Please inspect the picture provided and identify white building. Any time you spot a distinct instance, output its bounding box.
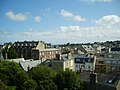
[51,53,74,71]
[74,56,96,72]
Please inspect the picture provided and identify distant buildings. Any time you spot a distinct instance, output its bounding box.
[96,47,120,73]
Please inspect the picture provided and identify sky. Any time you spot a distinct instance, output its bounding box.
[0,0,120,44]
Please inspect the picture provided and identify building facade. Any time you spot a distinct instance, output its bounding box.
[74,56,96,72]
[11,41,45,59]
[32,48,61,61]
[96,47,120,73]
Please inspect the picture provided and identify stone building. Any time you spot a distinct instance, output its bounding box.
[11,41,45,59]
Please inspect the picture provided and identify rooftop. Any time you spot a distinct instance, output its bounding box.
[79,71,120,87]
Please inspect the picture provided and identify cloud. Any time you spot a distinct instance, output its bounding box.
[59,9,86,22]
[73,15,86,22]
[80,0,112,3]
[60,9,73,17]
[95,15,120,27]
[6,11,28,22]
[34,16,41,23]
[60,25,80,32]
[1,25,120,44]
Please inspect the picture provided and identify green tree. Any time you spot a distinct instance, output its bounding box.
[100,66,108,74]
[28,65,56,90]
[15,71,29,90]
[0,80,6,90]
[0,61,28,89]
[55,69,84,90]
[29,65,55,84]
[23,80,37,90]
[2,47,18,59]
[37,79,57,90]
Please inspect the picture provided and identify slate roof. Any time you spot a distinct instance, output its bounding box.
[82,45,95,52]
[111,48,120,52]
[79,71,120,87]
[74,57,94,63]
[20,60,41,71]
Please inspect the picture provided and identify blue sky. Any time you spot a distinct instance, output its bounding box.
[0,0,120,44]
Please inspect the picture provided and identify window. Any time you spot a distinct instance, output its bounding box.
[112,61,117,64]
[100,54,104,58]
[25,43,27,46]
[21,43,23,46]
[88,59,91,63]
[30,44,32,46]
[105,61,110,64]
[40,53,41,55]
[109,55,112,58]
[76,64,78,67]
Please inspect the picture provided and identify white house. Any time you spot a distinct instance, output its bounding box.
[74,55,96,72]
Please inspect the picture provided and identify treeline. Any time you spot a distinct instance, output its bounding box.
[0,61,84,90]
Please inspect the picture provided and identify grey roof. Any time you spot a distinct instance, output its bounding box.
[61,54,73,61]
[7,58,24,63]
[82,45,95,52]
[79,71,120,87]
[20,60,41,71]
[74,56,94,63]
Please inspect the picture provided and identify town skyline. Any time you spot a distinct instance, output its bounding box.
[0,0,120,44]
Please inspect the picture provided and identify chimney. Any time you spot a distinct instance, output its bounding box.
[67,53,72,59]
[90,73,97,83]
[56,54,61,60]
[27,65,30,72]
[79,66,83,73]
[89,73,97,90]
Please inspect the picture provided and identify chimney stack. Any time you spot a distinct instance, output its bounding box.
[89,73,97,90]
[56,54,61,60]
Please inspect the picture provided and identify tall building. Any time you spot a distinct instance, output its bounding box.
[11,41,45,59]
[32,48,61,60]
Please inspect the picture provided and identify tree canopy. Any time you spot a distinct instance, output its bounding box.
[2,47,18,59]
[0,61,84,90]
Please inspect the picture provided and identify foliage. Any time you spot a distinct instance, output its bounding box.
[100,66,108,74]
[6,86,16,90]
[62,49,72,54]
[37,79,57,90]
[29,65,57,90]
[0,61,84,90]
[2,47,18,59]
[28,65,55,84]
[0,61,29,89]
[55,68,84,90]
[15,71,29,90]
[23,80,37,90]
[0,81,6,90]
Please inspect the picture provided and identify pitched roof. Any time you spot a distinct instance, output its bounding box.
[20,60,41,71]
[79,71,120,87]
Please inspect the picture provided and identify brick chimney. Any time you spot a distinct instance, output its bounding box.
[89,73,97,90]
